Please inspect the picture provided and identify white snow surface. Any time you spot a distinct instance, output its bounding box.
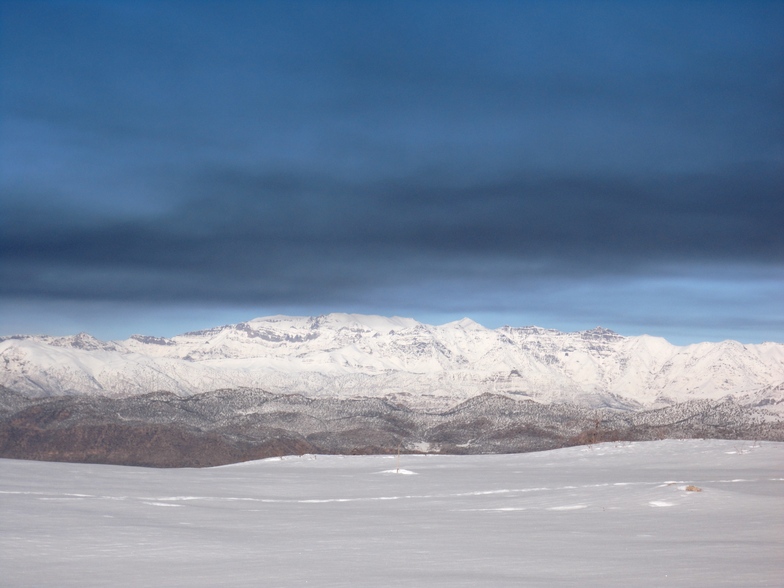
[2,313,783,409]
[1,440,782,587]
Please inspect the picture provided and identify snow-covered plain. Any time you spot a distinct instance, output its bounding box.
[2,440,782,587]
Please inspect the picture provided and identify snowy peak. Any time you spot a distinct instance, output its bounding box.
[443,317,485,330]
[243,313,421,334]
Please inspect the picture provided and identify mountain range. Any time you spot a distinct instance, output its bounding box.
[2,313,783,466]
[2,313,783,411]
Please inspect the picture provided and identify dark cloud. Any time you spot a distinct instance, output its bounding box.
[3,162,782,305]
[1,1,783,341]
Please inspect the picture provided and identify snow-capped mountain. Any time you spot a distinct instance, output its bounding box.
[2,313,783,410]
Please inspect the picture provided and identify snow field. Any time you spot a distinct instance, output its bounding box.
[1,439,782,587]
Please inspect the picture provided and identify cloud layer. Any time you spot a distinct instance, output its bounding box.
[1,1,782,342]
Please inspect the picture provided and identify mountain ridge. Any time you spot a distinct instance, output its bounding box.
[1,313,783,411]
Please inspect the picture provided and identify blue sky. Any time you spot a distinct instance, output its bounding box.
[1,0,782,344]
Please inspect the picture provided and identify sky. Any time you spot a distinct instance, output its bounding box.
[1,1,782,345]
